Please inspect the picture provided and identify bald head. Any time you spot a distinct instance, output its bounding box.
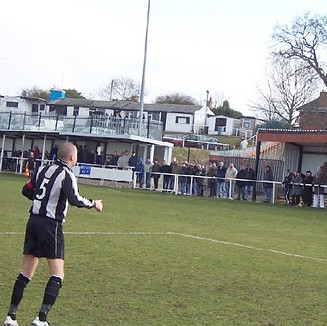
[57,143,77,166]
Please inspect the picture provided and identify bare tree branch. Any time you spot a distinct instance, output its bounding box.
[272,12,327,86]
[250,56,321,128]
[97,76,144,101]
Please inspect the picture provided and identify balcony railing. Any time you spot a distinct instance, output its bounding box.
[0,112,163,140]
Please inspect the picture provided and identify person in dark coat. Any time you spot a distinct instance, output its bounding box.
[151,159,161,190]
[236,165,246,200]
[207,162,217,197]
[128,151,137,170]
[160,160,172,190]
[194,164,206,196]
[244,164,256,201]
[302,170,314,207]
[216,162,227,198]
[184,162,195,195]
[282,169,293,205]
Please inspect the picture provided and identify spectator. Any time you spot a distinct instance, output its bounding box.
[290,171,303,206]
[312,165,325,209]
[282,169,293,205]
[128,151,137,170]
[110,151,120,166]
[170,157,182,191]
[207,162,217,197]
[179,162,188,195]
[96,144,104,164]
[216,162,226,198]
[33,145,40,159]
[302,170,314,207]
[49,144,58,161]
[117,150,129,169]
[194,163,206,196]
[184,161,195,195]
[225,163,238,199]
[26,151,36,179]
[263,165,274,203]
[135,158,145,188]
[151,159,161,190]
[244,164,256,201]
[144,158,153,189]
[160,160,172,190]
[236,165,246,200]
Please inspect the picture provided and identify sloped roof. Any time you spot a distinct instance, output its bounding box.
[50,98,203,114]
[257,128,327,144]
[299,91,327,111]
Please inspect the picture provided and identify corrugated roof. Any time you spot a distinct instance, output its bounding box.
[50,98,203,113]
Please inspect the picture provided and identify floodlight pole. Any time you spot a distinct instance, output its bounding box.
[138,0,151,136]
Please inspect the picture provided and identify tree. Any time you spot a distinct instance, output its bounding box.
[272,12,327,87]
[21,87,86,100]
[21,86,50,100]
[250,56,320,128]
[154,92,197,105]
[98,76,142,101]
[63,88,86,99]
[211,100,243,118]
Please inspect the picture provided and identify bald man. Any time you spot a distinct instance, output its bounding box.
[4,142,103,326]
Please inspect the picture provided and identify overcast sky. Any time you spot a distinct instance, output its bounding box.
[1,0,326,114]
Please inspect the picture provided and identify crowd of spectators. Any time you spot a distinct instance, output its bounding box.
[1,144,326,207]
[282,162,327,208]
[132,157,326,207]
[132,157,259,200]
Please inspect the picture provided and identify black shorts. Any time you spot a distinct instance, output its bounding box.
[23,215,65,259]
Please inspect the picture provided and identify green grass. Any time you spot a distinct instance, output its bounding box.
[1,173,327,325]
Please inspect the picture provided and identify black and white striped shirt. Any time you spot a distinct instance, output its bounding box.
[30,159,94,221]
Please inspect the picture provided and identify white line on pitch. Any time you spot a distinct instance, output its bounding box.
[1,231,326,263]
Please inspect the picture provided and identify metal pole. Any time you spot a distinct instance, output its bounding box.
[109,79,114,101]
[41,134,46,166]
[0,134,5,173]
[138,0,151,136]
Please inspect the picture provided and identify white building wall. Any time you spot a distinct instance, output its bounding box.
[0,96,48,114]
[193,106,207,133]
[0,96,31,113]
[165,112,193,133]
[207,115,238,136]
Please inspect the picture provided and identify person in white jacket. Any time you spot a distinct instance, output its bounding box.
[225,163,238,199]
[312,165,325,209]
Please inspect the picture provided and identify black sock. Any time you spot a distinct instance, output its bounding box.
[38,276,62,321]
[8,273,31,319]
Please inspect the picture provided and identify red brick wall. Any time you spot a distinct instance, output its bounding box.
[299,111,327,130]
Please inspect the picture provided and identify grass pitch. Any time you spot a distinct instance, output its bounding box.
[1,173,327,325]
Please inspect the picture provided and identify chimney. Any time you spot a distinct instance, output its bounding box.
[206,97,213,109]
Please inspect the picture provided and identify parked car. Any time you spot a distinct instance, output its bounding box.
[183,134,220,150]
[162,134,184,147]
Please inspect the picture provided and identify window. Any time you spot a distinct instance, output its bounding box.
[57,107,67,116]
[243,119,251,129]
[39,104,45,111]
[32,104,38,113]
[175,116,190,124]
[215,118,226,131]
[6,102,18,108]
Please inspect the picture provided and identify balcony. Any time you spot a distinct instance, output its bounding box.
[0,112,163,140]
